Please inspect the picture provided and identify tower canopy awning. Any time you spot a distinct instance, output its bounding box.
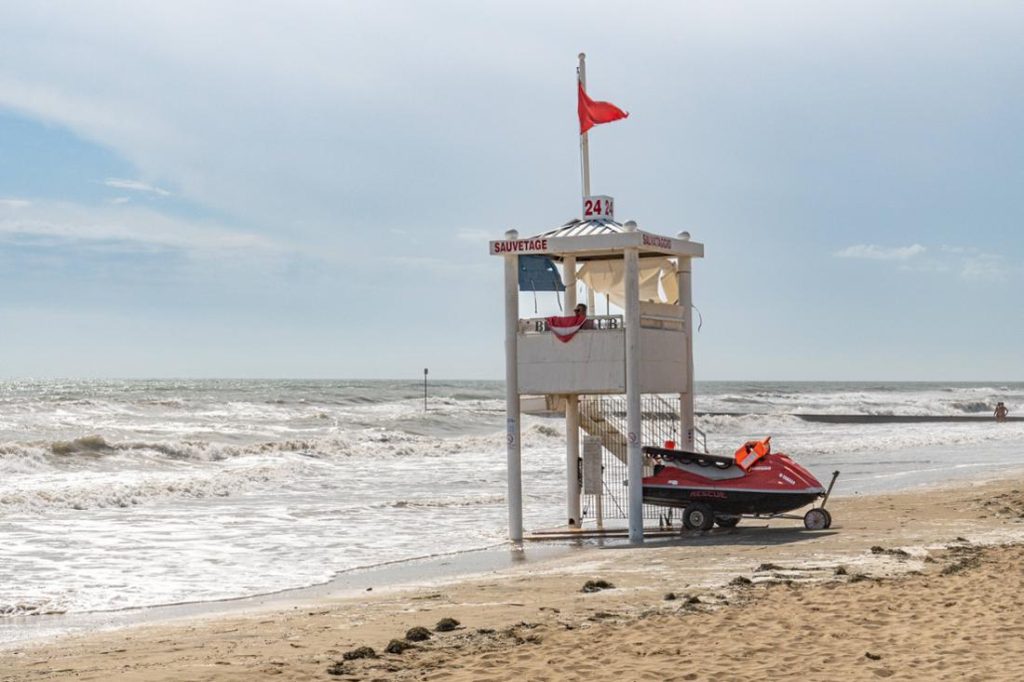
[578,257,680,307]
[518,255,565,292]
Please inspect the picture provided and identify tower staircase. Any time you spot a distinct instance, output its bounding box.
[522,394,707,521]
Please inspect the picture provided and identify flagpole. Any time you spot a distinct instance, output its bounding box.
[578,52,591,199]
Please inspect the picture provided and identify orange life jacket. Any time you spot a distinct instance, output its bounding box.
[734,436,771,471]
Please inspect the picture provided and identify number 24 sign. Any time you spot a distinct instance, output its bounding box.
[582,195,614,220]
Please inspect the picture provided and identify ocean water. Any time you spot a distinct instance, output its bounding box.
[1,379,1022,628]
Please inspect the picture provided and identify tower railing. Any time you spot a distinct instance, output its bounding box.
[518,315,622,333]
[517,310,684,334]
[694,425,708,454]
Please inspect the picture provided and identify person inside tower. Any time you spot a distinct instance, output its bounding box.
[546,304,592,343]
[573,303,594,329]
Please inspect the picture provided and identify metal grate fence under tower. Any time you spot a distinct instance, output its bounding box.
[577,395,705,523]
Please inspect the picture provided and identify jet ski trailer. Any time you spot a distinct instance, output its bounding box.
[641,438,840,531]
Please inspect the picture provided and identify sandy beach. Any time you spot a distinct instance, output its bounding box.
[4,474,1024,681]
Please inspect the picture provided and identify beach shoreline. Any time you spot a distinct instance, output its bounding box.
[5,465,1023,651]
[4,379,1022,627]
[4,472,1024,680]
[0,542,578,651]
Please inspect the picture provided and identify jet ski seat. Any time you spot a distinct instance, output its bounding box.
[643,445,748,481]
[657,459,747,481]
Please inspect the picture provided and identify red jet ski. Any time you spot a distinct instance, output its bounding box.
[641,437,839,531]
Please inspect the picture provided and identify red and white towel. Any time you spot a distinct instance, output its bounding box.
[546,314,587,343]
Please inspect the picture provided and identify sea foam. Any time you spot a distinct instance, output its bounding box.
[0,378,1021,630]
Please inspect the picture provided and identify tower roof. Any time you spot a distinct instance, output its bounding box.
[490,218,703,261]
[533,217,627,239]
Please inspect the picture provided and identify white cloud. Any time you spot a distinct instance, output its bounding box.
[385,255,488,276]
[0,198,32,208]
[0,2,1018,379]
[896,259,951,274]
[104,178,171,196]
[0,2,1019,256]
[835,243,927,260]
[837,242,1015,283]
[455,228,493,243]
[961,254,1008,282]
[0,200,282,258]
[5,2,897,241]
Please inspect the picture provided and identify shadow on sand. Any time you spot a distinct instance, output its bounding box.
[595,525,840,551]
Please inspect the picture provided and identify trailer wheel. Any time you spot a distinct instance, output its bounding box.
[715,516,740,528]
[803,508,829,530]
[821,508,833,529]
[684,503,715,531]
[681,506,694,530]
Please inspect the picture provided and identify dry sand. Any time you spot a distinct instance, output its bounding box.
[4,477,1024,681]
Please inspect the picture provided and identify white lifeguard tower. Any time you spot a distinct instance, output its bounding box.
[489,198,704,544]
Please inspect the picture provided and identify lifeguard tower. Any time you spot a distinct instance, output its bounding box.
[489,198,704,544]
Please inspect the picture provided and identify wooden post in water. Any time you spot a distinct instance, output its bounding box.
[423,368,428,412]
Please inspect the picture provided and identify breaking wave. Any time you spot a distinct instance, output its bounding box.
[0,421,565,513]
[1,419,561,470]
[699,412,1024,458]
[0,598,68,618]
[949,401,992,414]
[0,464,288,513]
[699,384,1022,418]
[3,378,1022,626]
[50,435,114,456]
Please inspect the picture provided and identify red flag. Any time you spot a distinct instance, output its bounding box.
[577,82,628,134]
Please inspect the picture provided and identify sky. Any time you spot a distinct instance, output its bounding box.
[0,1,1021,381]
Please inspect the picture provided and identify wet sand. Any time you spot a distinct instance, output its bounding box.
[4,476,1024,681]
[0,543,576,648]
